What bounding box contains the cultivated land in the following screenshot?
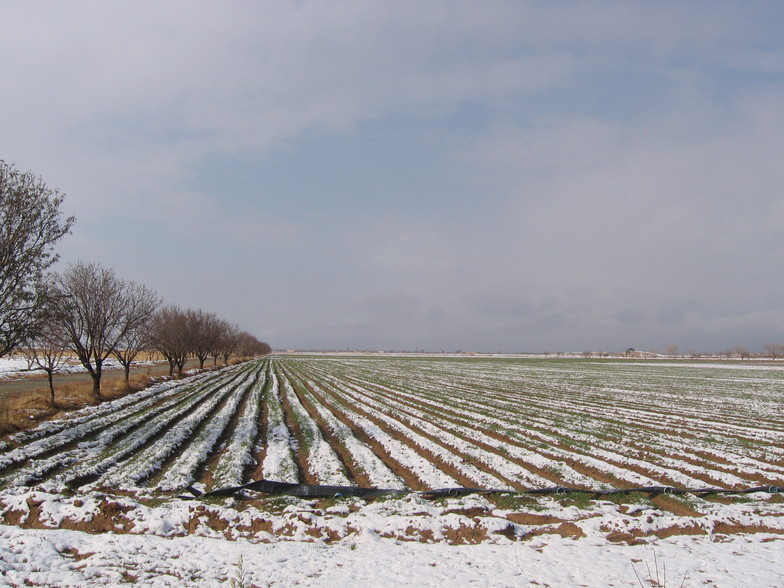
[1,355,783,586]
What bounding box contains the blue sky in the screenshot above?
[3,1,784,353]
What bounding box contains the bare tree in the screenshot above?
[734,346,751,360]
[149,305,269,374]
[112,282,161,387]
[217,322,241,364]
[665,345,678,358]
[765,343,784,360]
[150,305,191,377]
[0,161,75,357]
[187,309,227,369]
[52,262,139,399]
[22,317,69,407]
[210,319,235,366]
[258,339,272,356]
[235,331,271,358]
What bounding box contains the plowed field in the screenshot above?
[1,355,783,551]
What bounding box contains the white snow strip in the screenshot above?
[156,370,257,491]
[303,379,405,489]
[261,371,299,483]
[211,368,268,489]
[278,373,350,485]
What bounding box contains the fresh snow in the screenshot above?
[2,495,784,587]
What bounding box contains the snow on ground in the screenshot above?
[1,519,783,587]
[0,354,145,380]
[0,356,32,377]
[4,355,784,586]
[1,486,783,587]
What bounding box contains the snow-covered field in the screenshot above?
[1,355,783,586]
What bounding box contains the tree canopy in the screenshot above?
[0,161,75,357]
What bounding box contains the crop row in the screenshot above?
[1,356,782,496]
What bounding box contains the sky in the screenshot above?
[2,1,784,354]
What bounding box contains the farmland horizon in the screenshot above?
[271,347,774,359]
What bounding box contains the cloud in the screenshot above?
[613,308,647,325]
[2,1,784,351]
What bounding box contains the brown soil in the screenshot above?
[712,521,784,536]
[505,512,568,526]
[2,496,135,534]
[442,521,490,544]
[141,368,252,489]
[654,522,707,539]
[4,492,783,546]
[195,368,265,489]
[308,379,482,490]
[511,520,587,540]
[283,368,425,490]
[605,530,647,545]
[291,377,375,488]
[649,494,705,517]
[275,368,318,485]
[443,506,492,518]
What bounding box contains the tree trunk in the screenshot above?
[92,360,103,399]
[124,363,131,387]
[91,373,101,399]
[47,370,56,408]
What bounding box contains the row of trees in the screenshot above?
[148,304,270,379]
[646,345,784,360]
[1,160,271,405]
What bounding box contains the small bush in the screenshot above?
[488,493,544,511]
[630,550,688,588]
[558,491,593,509]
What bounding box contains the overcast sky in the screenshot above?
[3,1,784,353]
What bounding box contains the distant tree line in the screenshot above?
[1,160,271,406]
[149,304,270,378]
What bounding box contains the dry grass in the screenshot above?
[0,373,156,436]
[0,392,9,434]
[1,386,61,433]
[0,356,232,436]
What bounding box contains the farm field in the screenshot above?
[1,355,784,586]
